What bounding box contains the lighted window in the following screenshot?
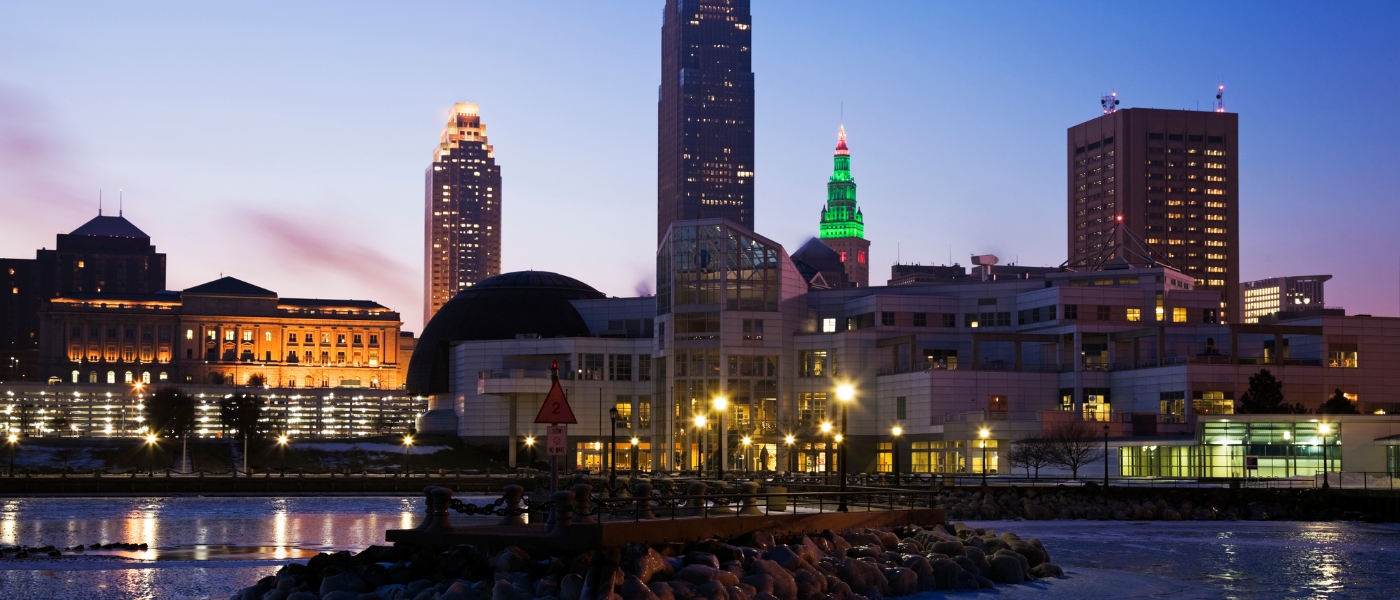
[1173,307,1186,323]
[264,331,273,342]
[185,329,194,340]
[242,331,253,342]
[1126,308,1142,322]
[821,318,836,333]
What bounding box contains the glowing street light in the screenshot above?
[693,414,708,475]
[277,434,289,476]
[835,384,855,512]
[741,436,752,477]
[145,433,158,477]
[402,434,414,476]
[978,428,991,485]
[6,434,16,477]
[713,397,728,481]
[891,426,903,487]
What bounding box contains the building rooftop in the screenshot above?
[183,277,277,297]
[68,215,150,239]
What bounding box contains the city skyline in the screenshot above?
[1,2,1397,329]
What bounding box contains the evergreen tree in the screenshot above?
[1318,388,1360,415]
[1238,369,1292,414]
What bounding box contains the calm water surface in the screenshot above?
[0,497,1395,599]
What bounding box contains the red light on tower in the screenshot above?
[1215,85,1225,113]
[1116,215,1123,222]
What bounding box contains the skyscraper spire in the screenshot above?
[817,125,870,287]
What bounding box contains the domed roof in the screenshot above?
[406,271,605,395]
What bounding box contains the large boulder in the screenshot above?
[674,565,740,588]
[791,569,827,600]
[929,541,963,557]
[882,567,917,596]
[621,574,661,600]
[492,547,531,573]
[762,546,813,573]
[684,552,721,569]
[1031,563,1064,578]
[964,547,990,576]
[898,555,935,592]
[319,573,368,596]
[1022,502,1055,521]
[987,553,1024,584]
[746,559,796,600]
[648,582,676,600]
[836,558,888,599]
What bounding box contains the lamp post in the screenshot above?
[524,436,536,469]
[608,407,620,490]
[819,422,833,485]
[784,434,796,474]
[145,433,158,477]
[1319,423,1332,489]
[1103,424,1110,488]
[277,434,289,477]
[693,415,707,476]
[836,384,854,512]
[630,437,639,478]
[402,434,414,476]
[7,433,16,477]
[713,397,727,481]
[741,436,752,478]
[891,426,902,487]
[978,428,990,486]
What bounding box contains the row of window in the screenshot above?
[577,354,654,381]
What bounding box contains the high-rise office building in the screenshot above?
[1067,108,1239,321]
[657,0,755,241]
[424,103,502,326]
[817,126,869,287]
[1241,274,1331,323]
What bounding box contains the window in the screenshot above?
[896,396,907,420]
[353,334,363,345]
[242,331,253,342]
[965,313,978,328]
[1064,304,1078,320]
[608,354,633,380]
[1192,391,1234,415]
[369,334,378,346]
[989,395,1008,414]
[1173,307,1187,323]
[123,371,133,383]
[224,330,235,341]
[107,371,115,383]
[913,313,927,327]
[1083,389,1110,421]
[881,312,895,326]
[742,319,764,340]
[1127,308,1141,322]
[1159,392,1185,423]
[877,442,893,473]
[821,318,836,333]
[798,393,827,427]
[337,334,347,345]
[637,397,652,428]
[942,314,956,327]
[1203,309,1218,324]
[1096,305,1111,321]
[580,353,604,380]
[798,350,828,377]
[636,355,651,381]
[321,333,330,344]
[186,329,194,340]
[336,351,346,364]
[614,399,632,428]
[288,332,298,343]
[1059,389,1074,411]
[1328,344,1358,368]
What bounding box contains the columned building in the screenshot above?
[37,276,408,390]
[424,103,502,326]
[657,0,756,241]
[1066,108,1240,322]
[817,126,870,288]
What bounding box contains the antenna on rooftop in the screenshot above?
[119,189,124,216]
[98,190,103,216]
[1215,85,1225,112]
[1101,92,1119,114]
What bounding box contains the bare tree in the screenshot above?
[1008,436,1055,480]
[1046,420,1105,480]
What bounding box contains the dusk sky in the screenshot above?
[2,2,1396,329]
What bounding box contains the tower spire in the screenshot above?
[835,125,849,156]
[98,190,103,216]
[816,124,870,287]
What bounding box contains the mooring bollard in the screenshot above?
[633,481,656,519]
[737,481,763,516]
[546,489,575,536]
[680,481,707,517]
[500,484,527,526]
[572,483,596,524]
[709,481,736,516]
[413,486,457,534]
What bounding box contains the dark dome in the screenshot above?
[406,271,605,395]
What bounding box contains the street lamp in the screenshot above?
[819,421,833,485]
[978,428,990,485]
[6,434,16,477]
[629,436,640,478]
[402,434,414,476]
[1319,423,1333,489]
[784,434,796,474]
[1103,424,1111,488]
[277,434,289,477]
[836,384,854,512]
[145,433,158,477]
[742,436,752,478]
[891,426,902,487]
[693,414,707,475]
[608,407,620,490]
[713,397,728,481]
[524,436,536,469]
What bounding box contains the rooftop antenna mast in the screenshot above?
[119,189,124,216]
[1101,92,1119,114]
[98,190,103,216]
[1214,85,1225,112]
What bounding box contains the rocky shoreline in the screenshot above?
[231,523,1064,600]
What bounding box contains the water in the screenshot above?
[0,497,1396,599]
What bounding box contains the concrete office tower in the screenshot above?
[1067,108,1240,322]
[424,103,502,326]
[657,0,756,242]
[818,126,870,287]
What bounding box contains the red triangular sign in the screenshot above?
[534,378,577,424]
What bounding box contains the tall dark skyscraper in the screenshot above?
[657,0,755,241]
[1067,107,1239,322]
[424,103,502,326]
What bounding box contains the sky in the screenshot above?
[1,1,1397,330]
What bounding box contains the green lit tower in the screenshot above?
[818,126,870,287]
